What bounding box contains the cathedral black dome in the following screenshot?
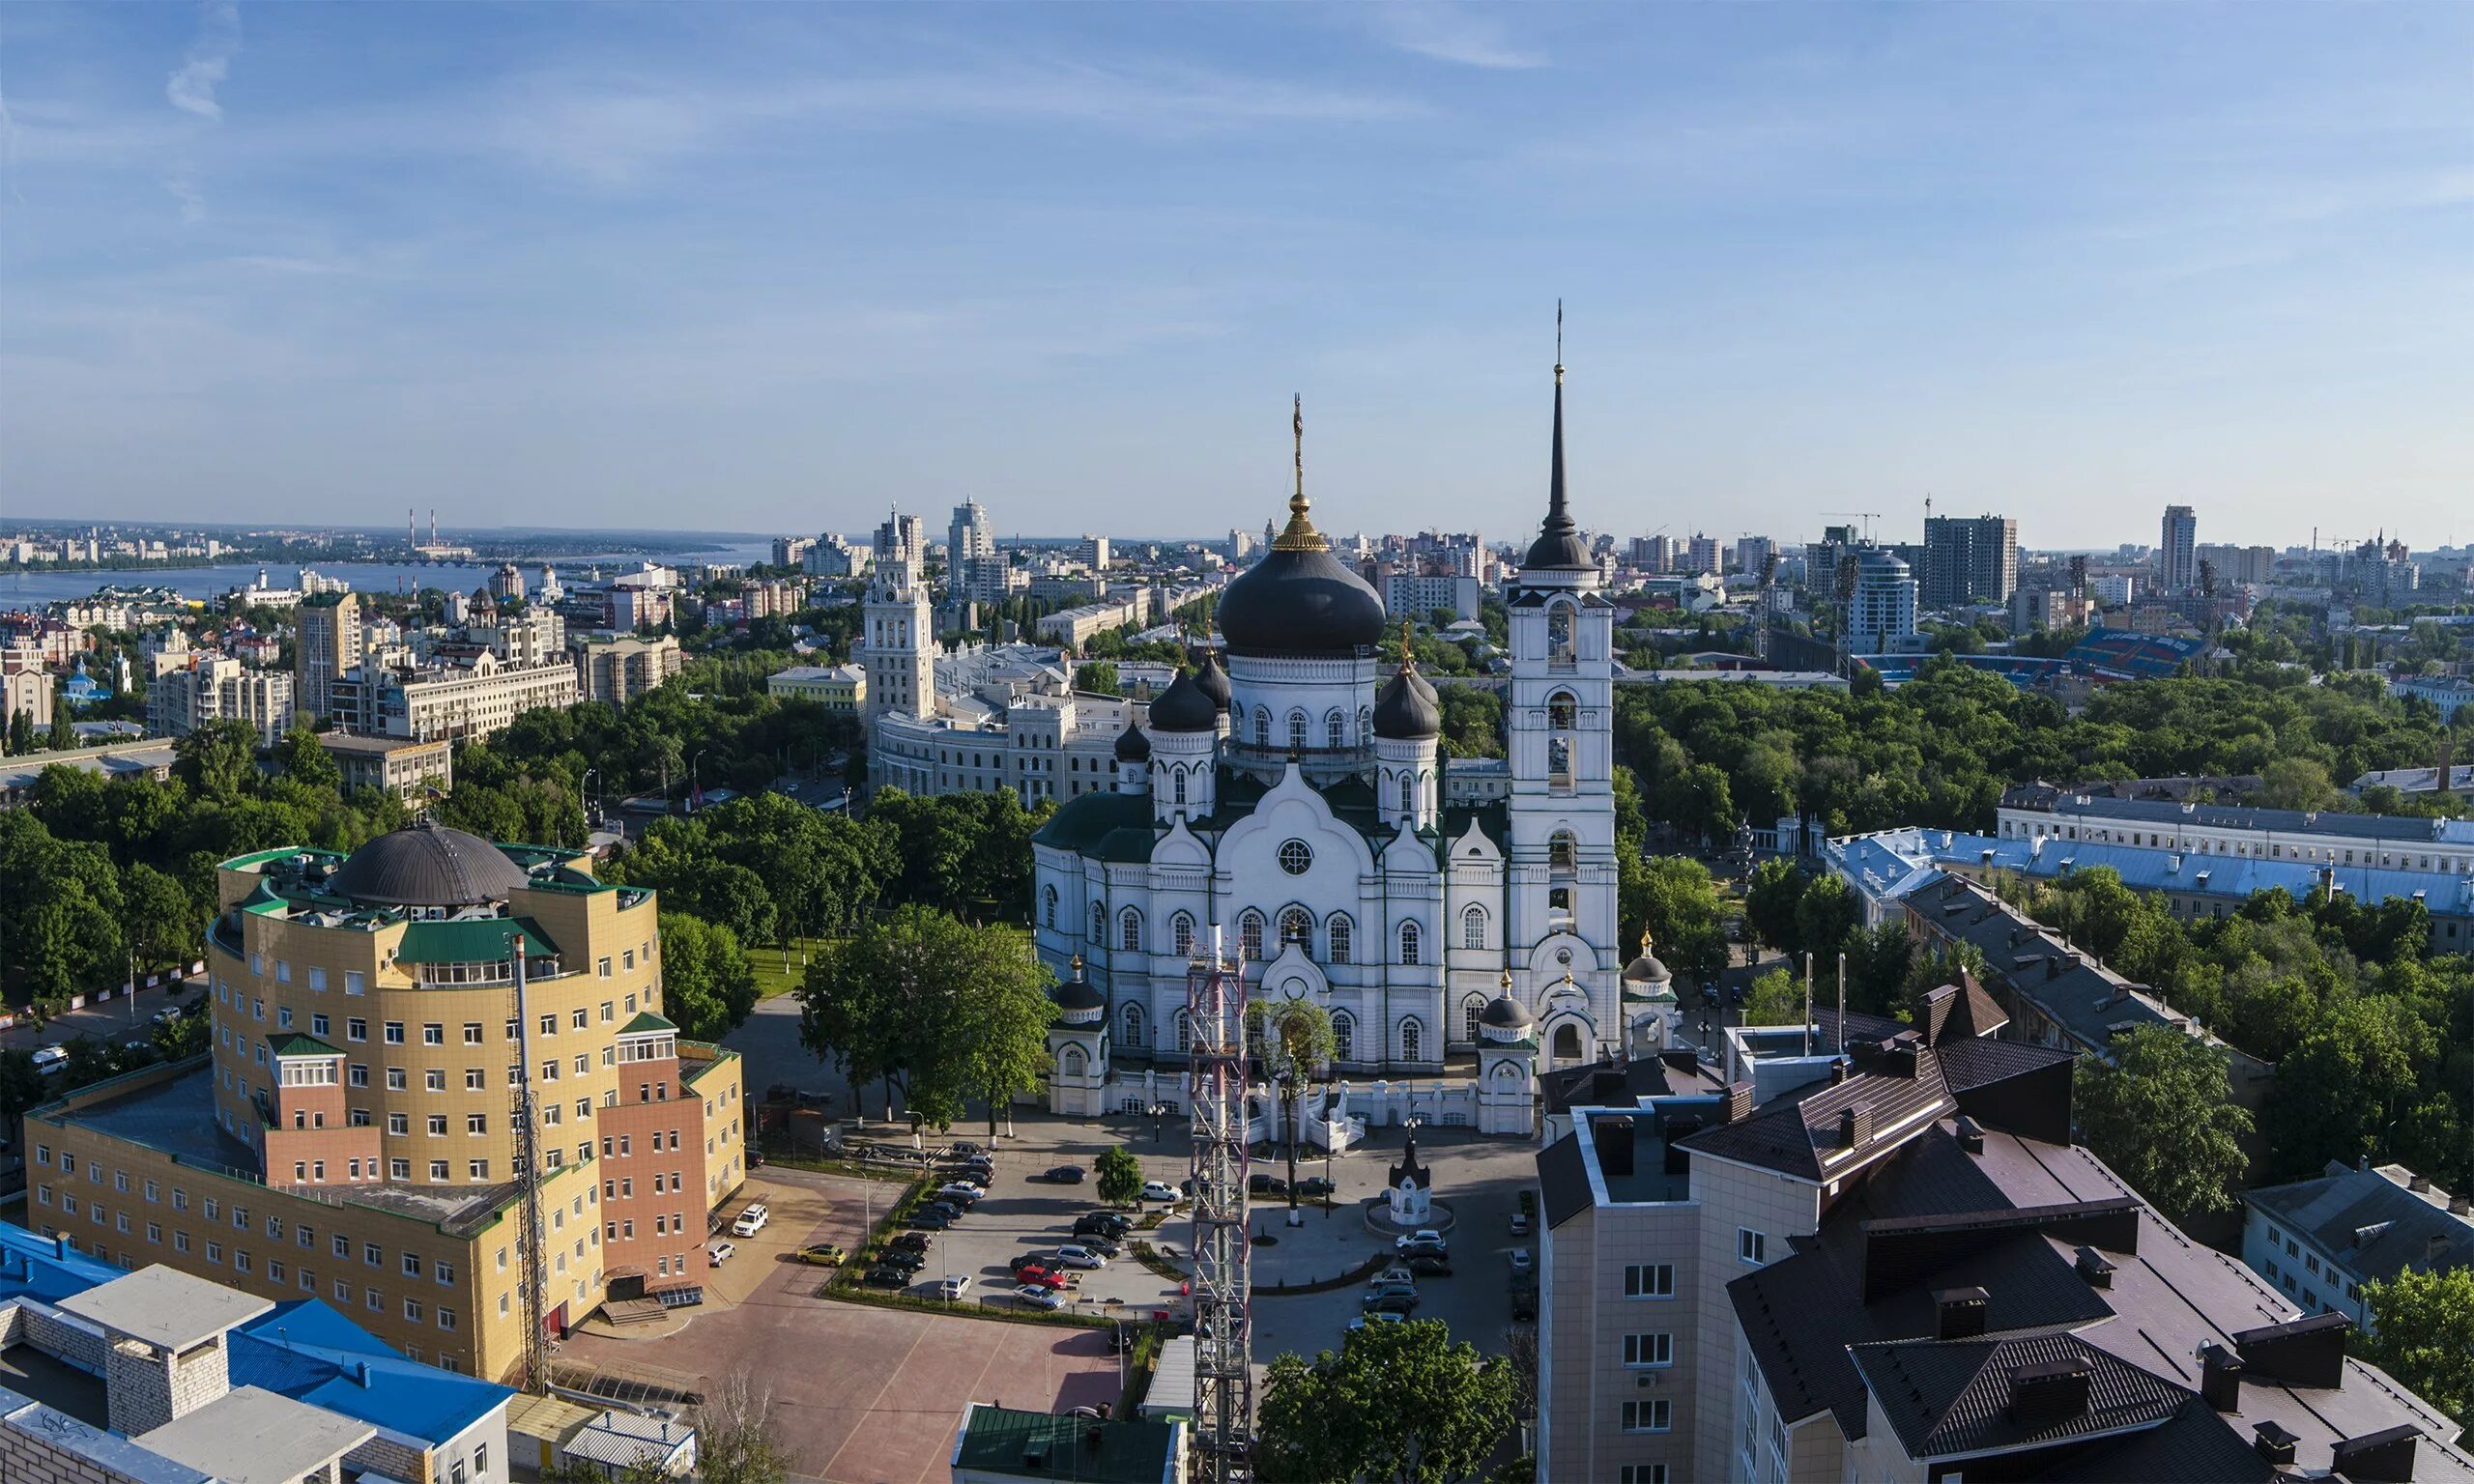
[1216,545,1386,657]
[1372,662,1442,740]
[1193,648,1233,711]
[1148,670,1220,733]
[1051,956,1106,1012]
[1114,722,1152,762]
[327,821,531,908]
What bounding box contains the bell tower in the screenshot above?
[860,556,934,723]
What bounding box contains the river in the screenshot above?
[1,543,772,607]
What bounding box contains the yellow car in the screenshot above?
[794,1243,848,1267]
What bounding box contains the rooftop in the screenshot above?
[135,1385,376,1484]
[58,1266,273,1353]
[950,1403,1182,1484]
[2246,1161,2471,1287]
[2027,790,2474,846]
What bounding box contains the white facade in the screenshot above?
[1846,550,1917,655]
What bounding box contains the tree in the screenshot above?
[692,1371,793,1484]
[2262,996,2434,1179]
[1076,660,1120,696]
[47,700,73,752]
[1841,920,1914,1019]
[1257,1319,1518,1484]
[1094,1146,1143,1207]
[1791,873,1860,973]
[7,708,34,756]
[2257,756,2344,812]
[1743,858,1806,955]
[1437,688,1504,761]
[2357,1267,2474,1431]
[1630,856,1730,995]
[655,912,759,1042]
[1251,997,1335,1210]
[2074,1026,2252,1223]
[174,721,259,803]
[125,862,201,970]
[1740,968,1805,1028]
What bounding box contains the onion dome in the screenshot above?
[1114,721,1152,763]
[1216,396,1387,657]
[1522,340,1594,572]
[1051,955,1105,1019]
[1193,648,1233,713]
[327,820,530,908]
[1480,971,1535,1040]
[1622,930,1673,996]
[1147,669,1220,733]
[1372,624,1442,740]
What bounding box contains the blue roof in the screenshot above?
[229,1312,511,1444]
[0,1224,126,1303]
[239,1298,405,1358]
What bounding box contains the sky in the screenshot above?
[2,3,2468,551]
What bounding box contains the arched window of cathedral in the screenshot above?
[1331,1012,1355,1063]
[1044,886,1057,929]
[1172,768,1187,806]
[1171,913,1195,956]
[1399,921,1422,965]
[1059,1045,1086,1078]
[1400,1016,1424,1062]
[1548,736,1572,786]
[1278,908,1313,956]
[1123,1002,1145,1046]
[1461,904,1487,950]
[1253,707,1270,747]
[1287,710,1309,754]
[1325,913,1352,963]
[1462,993,1487,1045]
[1399,773,1416,815]
[1359,706,1372,742]
[1090,901,1106,943]
[1174,1010,1192,1054]
[1547,603,1575,670]
[1119,907,1142,954]
[1325,709,1344,750]
[1547,691,1577,729]
[1238,911,1265,961]
[1549,830,1578,873]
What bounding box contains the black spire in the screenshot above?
[1523,301,1593,571]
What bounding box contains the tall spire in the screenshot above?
[1272,392,1328,553]
[1523,300,1593,571]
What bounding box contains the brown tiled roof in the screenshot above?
[1849,1331,2191,1460]
[1679,1047,1953,1182]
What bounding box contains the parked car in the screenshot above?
[1366,1278,1419,1302]
[887,1232,932,1253]
[1013,1284,1067,1311]
[793,1244,846,1267]
[1020,1268,1071,1291]
[1369,1264,1415,1289]
[1078,1237,1123,1259]
[1139,1181,1182,1203]
[1295,1176,1336,1199]
[1508,1248,1534,1276]
[862,1267,910,1288]
[1247,1173,1277,1195]
[30,1046,68,1076]
[879,1248,927,1272]
[951,1141,985,1156]
[938,1181,988,1201]
[1347,1312,1407,1333]
[1009,1254,1054,1278]
[706,1241,737,1266]
[1107,1325,1140,1354]
[1510,1212,1532,1237]
[1406,1252,1453,1277]
[935,1276,972,1301]
[1076,1213,1133,1237]
[1510,1292,1539,1324]
[1054,1244,1107,1270]
[731,1204,770,1238]
[1041,1164,1087,1184]
[1361,1290,1419,1315]
[908,1211,952,1231]
[923,1200,965,1220]
[1394,1228,1445,1252]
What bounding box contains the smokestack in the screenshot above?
[2200,1343,2243,1413]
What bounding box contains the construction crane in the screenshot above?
[1821,511,1883,542]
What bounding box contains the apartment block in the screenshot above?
[372,656,581,744]
[297,591,363,725]
[766,663,867,711]
[575,634,683,705]
[148,655,296,745]
[318,732,453,801]
[2243,1160,2471,1335]
[28,823,745,1382]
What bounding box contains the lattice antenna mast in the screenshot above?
[1187,926,1254,1482]
[510,941,551,1394]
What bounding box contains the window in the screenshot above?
[1619,1468,1668,1484]
[1332,1012,1354,1062]
[1278,839,1313,875]
[1174,1011,1192,1054]
[1326,913,1352,963]
[1738,1229,1768,1265]
[1251,706,1270,747]
[1119,908,1142,954]
[1238,911,1264,961]
[1122,1003,1145,1047]
[426,1069,446,1092]
[1623,1332,1673,1367]
[388,1068,408,1090]
[1548,693,1576,729]
[1399,921,1421,965]
[344,970,363,995]
[1287,710,1308,753]
[1325,709,1344,749]
[1621,1399,1671,1434]
[347,1018,367,1042]
[1461,904,1486,950]
[1463,994,1488,1045]
[1170,913,1195,956]
[311,1013,330,1038]
[308,966,327,992]
[1278,907,1312,955]
[384,1021,405,1044]
[1400,1016,1423,1062]
[388,1113,409,1136]
[1090,901,1107,944]
[1623,1264,1675,1298]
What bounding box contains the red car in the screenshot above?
[1019,1267,1071,1291]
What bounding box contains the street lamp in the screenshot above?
[580,767,599,834]
[687,749,708,813]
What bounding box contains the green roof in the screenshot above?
[950,1406,1179,1484]
[1032,789,1158,854]
[618,1012,677,1036]
[392,917,559,965]
[268,1034,342,1059]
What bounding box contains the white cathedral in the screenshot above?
[1025,360,1654,1102]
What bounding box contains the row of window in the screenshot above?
[46,1213,468,1332]
[1115,1002,1431,1063]
[221,983,655,1040]
[2013,818,2473,874]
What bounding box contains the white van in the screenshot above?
[31,1045,70,1076]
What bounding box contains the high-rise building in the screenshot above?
[1920,514,2019,607]
[149,655,295,745]
[1734,535,1775,580]
[1684,533,1720,577]
[2158,505,2198,593]
[860,561,935,723]
[487,563,526,603]
[771,534,815,568]
[297,591,363,724]
[575,634,684,704]
[949,501,995,565]
[1846,550,1918,655]
[874,507,927,571]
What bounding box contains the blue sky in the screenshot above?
[2,3,2467,549]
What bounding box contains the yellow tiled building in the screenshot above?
[26,823,746,1382]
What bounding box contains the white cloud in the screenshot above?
[1369,3,1544,70]
[166,1,242,121]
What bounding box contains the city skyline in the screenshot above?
[4,4,2468,546]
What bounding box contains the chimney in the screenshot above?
[2233,1313,2350,1388]
[2074,1246,2115,1289]
[1955,1115,1986,1156]
[1828,1058,1850,1085]
[2426,1235,2452,1264]
[2449,1193,2470,1217]
[2008,1356,2093,1428]
[1722,1081,1753,1125]
[2253,1420,2301,1466]
[2330,1425,2422,1483]
[1592,1115,1636,1179]
[1934,1287,1989,1340]
[1838,1105,1872,1149]
[2199,1343,2243,1413]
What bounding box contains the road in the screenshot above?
[0,979,195,1056]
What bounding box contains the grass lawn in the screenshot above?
[751,937,836,999]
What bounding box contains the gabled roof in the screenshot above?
[266,1033,342,1060]
[1536,1131,1593,1230]
[1680,1046,1954,1182]
[391,916,559,965]
[618,1011,677,1036]
[2246,1163,2471,1286]
[1848,1332,2191,1461]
